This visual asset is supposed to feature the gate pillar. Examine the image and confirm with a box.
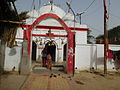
[67,32,75,74]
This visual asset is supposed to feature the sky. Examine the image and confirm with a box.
[15,0,120,37]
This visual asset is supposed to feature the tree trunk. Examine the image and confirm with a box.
[0,40,6,74]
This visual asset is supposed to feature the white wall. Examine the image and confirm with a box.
[4,43,120,72]
[75,44,97,70]
[75,44,120,71]
[75,31,87,44]
[4,46,22,71]
[16,28,23,38]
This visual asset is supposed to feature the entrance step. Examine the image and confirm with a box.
[52,65,64,71]
[32,61,66,74]
[33,65,64,71]
[32,64,65,74]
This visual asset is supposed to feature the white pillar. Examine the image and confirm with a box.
[57,41,64,62]
[36,44,39,61]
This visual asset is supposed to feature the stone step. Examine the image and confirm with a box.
[33,65,64,71]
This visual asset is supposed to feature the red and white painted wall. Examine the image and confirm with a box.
[4,3,120,72]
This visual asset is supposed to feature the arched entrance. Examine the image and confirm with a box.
[25,13,75,74]
[31,41,37,61]
[44,40,56,62]
[63,43,67,61]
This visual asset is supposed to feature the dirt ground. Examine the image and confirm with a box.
[0,72,28,90]
[0,70,120,90]
[72,70,120,90]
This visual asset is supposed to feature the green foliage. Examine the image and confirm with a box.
[96,25,120,44]
[96,34,104,40]
[19,11,29,21]
[0,0,29,47]
[87,30,95,44]
[108,26,120,39]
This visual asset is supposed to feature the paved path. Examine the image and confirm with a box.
[21,64,79,90]
[21,74,77,90]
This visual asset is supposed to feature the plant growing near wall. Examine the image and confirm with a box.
[0,0,29,47]
[87,30,95,44]
[0,0,29,73]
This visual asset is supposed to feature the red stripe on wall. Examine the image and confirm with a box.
[19,24,89,31]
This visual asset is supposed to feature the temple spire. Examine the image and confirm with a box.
[49,0,53,4]
[49,0,53,11]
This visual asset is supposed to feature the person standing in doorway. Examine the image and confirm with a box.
[41,50,48,67]
[47,54,52,70]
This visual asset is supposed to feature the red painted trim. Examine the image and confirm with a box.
[26,13,73,55]
[20,24,89,31]
[23,30,27,39]
[32,34,67,37]
[38,47,44,49]
[57,48,62,50]
[26,13,75,74]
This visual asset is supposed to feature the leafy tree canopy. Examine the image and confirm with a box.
[96,25,120,44]
[0,0,29,47]
[96,25,120,40]
[87,30,95,44]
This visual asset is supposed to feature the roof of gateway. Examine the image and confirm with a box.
[28,4,65,18]
[26,3,87,28]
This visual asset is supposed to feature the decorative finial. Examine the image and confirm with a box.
[50,0,53,4]
[49,0,53,11]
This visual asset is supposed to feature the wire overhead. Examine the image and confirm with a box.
[31,0,35,10]
[83,0,96,13]
[38,0,41,9]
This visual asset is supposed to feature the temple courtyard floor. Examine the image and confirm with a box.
[0,69,120,90]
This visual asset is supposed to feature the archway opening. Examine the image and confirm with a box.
[31,41,37,61]
[63,43,67,61]
[45,40,56,63]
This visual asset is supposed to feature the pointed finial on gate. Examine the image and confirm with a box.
[48,0,54,11]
